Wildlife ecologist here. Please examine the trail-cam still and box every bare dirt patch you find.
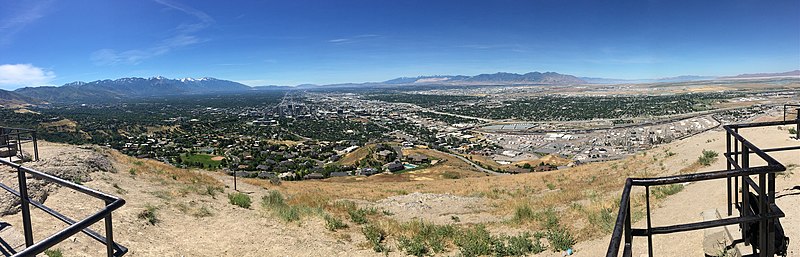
[372,192,499,225]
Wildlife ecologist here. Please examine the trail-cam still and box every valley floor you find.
[0,116,797,256]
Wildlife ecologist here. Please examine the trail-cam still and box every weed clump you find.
[261,191,306,222]
[698,150,718,166]
[511,204,535,224]
[228,192,252,208]
[546,227,577,252]
[652,184,684,199]
[362,224,388,252]
[324,215,348,231]
[138,204,159,225]
[44,249,63,257]
[588,207,615,233]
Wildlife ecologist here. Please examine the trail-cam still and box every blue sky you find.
[0,0,798,89]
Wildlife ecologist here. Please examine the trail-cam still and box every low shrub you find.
[138,204,159,225]
[588,207,615,233]
[348,208,369,224]
[193,206,213,218]
[262,191,286,208]
[546,227,576,252]
[398,221,456,255]
[203,185,223,198]
[511,204,535,224]
[494,233,545,256]
[454,225,494,257]
[277,206,300,222]
[332,200,357,211]
[442,172,460,179]
[324,215,348,231]
[228,192,252,208]
[652,184,684,199]
[698,150,719,166]
[261,191,305,222]
[537,208,560,230]
[44,249,63,257]
[362,224,388,252]
[398,235,428,257]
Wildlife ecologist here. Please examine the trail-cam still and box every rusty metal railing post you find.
[796,108,799,140]
[726,131,732,216]
[104,199,115,257]
[15,131,22,161]
[32,131,39,161]
[17,166,34,247]
[758,172,769,257]
[6,131,12,163]
[645,185,653,257]
[624,198,632,257]
[742,145,750,246]
[767,170,777,256]
[734,127,739,213]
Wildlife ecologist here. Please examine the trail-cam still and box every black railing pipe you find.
[606,118,796,257]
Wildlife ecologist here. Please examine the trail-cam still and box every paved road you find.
[396,103,495,123]
[431,148,507,176]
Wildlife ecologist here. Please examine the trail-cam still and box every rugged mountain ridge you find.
[0,89,43,106]
[15,77,251,102]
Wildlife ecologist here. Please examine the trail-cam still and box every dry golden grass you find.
[512,154,572,167]
[466,153,571,172]
[40,118,78,131]
[145,125,180,134]
[13,108,39,114]
[337,144,376,166]
[464,154,503,169]
[236,133,710,246]
[265,139,303,146]
[108,150,222,187]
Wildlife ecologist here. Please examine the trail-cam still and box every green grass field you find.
[180,154,222,169]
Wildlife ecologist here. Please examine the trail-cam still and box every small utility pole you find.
[231,165,238,191]
[233,170,238,191]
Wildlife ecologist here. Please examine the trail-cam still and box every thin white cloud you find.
[91,0,213,65]
[235,79,269,86]
[0,1,52,45]
[457,43,530,53]
[327,34,380,44]
[0,64,56,89]
[585,56,661,65]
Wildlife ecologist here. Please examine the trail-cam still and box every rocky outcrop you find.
[0,145,115,215]
[26,146,114,183]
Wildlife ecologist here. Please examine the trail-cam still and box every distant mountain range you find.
[1,70,797,104]
[383,72,585,85]
[579,75,718,84]
[721,70,800,79]
[14,76,250,103]
[581,70,800,84]
[0,90,42,107]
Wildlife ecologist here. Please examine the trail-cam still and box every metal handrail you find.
[0,128,39,162]
[606,118,795,257]
[0,158,127,256]
[783,104,800,123]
